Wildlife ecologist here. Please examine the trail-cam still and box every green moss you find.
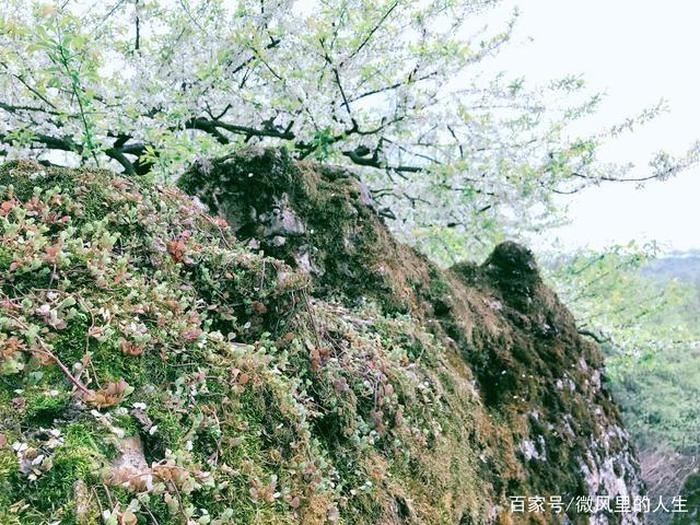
[5,445,100,525]
[36,450,95,504]
[143,403,187,459]
[24,390,71,424]
[64,421,116,458]
[0,162,74,201]
[0,449,19,519]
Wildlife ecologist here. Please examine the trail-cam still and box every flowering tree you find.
[0,0,698,256]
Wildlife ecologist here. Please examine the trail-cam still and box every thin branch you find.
[569,171,670,184]
[5,313,91,395]
[0,62,59,110]
[342,1,399,65]
[186,117,294,141]
[0,130,81,153]
[0,101,64,116]
[349,69,439,103]
[135,5,140,51]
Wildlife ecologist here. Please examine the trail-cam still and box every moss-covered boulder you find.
[0,154,643,525]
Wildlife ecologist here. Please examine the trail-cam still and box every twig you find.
[7,314,91,395]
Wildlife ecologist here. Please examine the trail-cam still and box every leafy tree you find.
[543,244,700,451]
[543,243,696,363]
[1,0,698,256]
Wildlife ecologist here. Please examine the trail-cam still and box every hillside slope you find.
[0,152,643,524]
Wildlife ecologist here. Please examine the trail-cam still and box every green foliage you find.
[543,244,700,452]
[675,472,700,524]
[613,345,700,451]
[543,242,696,371]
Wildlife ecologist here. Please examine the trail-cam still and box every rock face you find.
[182,149,646,523]
[0,153,643,525]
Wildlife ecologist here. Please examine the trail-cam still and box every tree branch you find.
[342,1,399,65]
[577,328,611,345]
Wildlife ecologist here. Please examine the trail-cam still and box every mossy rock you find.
[0,156,645,524]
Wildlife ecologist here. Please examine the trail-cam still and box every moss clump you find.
[23,390,71,424]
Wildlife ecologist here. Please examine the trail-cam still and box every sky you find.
[490,0,700,252]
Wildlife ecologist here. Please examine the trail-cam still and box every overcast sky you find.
[491,0,700,252]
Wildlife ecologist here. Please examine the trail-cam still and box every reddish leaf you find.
[120,338,144,357]
[84,379,130,408]
[166,239,186,263]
